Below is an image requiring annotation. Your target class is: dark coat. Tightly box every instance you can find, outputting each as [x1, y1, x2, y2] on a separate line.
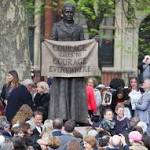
[33, 93, 49, 121]
[5, 85, 33, 122]
[51, 20, 84, 41]
[32, 127, 42, 144]
[1, 84, 14, 108]
[114, 117, 130, 134]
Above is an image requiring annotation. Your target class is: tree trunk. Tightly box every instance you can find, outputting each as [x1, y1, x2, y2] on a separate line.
[0, 0, 31, 87]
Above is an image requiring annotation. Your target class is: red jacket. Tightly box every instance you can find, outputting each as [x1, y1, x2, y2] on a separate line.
[86, 85, 96, 112]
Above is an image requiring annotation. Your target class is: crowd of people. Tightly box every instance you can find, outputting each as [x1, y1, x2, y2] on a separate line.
[0, 68, 150, 150]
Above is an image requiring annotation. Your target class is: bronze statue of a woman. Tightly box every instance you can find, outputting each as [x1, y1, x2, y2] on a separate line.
[49, 3, 88, 124]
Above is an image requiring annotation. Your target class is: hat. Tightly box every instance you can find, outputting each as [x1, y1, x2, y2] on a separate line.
[128, 131, 142, 142]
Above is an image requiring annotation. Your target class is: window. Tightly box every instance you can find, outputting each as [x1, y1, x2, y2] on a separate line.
[99, 17, 115, 67]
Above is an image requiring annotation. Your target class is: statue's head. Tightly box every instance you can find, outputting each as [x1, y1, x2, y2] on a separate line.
[63, 3, 75, 23]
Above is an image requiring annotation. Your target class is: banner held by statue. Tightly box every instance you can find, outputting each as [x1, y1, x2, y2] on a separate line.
[41, 39, 100, 77]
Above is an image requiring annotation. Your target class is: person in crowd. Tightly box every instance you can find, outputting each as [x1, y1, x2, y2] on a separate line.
[99, 109, 115, 135]
[51, 118, 63, 136]
[114, 88, 125, 104]
[21, 79, 34, 95]
[109, 78, 126, 112]
[136, 121, 148, 134]
[128, 77, 142, 116]
[110, 78, 125, 90]
[83, 135, 98, 150]
[142, 135, 150, 150]
[43, 119, 53, 134]
[73, 129, 83, 139]
[20, 123, 34, 148]
[31, 82, 37, 99]
[115, 88, 131, 119]
[87, 128, 98, 138]
[1, 70, 19, 108]
[97, 85, 112, 119]
[11, 125, 25, 138]
[138, 55, 150, 83]
[86, 78, 96, 118]
[27, 111, 43, 144]
[0, 136, 14, 150]
[12, 104, 33, 126]
[48, 136, 61, 150]
[73, 129, 84, 148]
[96, 84, 106, 118]
[33, 81, 50, 121]
[135, 79, 150, 135]
[1, 121, 12, 137]
[106, 134, 129, 150]
[5, 76, 33, 122]
[114, 104, 130, 134]
[58, 120, 78, 149]
[128, 117, 140, 131]
[97, 130, 111, 149]
[0, 117, 11, 138]
[67, 140, 81, 150]
[127, 116, 147, 135]
[128, 131, 148, 150]
[12, 136, 27, 150]
[92, 79, 102, 117]
[37, 132, 50, 150]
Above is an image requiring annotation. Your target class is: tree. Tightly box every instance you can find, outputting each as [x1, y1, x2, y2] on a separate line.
[0, 0, 31, 86]
[139, 15, 150, 63]
[65, 0, 114, 38]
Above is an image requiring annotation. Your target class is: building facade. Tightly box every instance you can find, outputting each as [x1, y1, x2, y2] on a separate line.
[30, 0, 150, 85]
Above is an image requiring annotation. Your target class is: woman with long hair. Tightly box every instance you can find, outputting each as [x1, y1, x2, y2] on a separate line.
[128, 77, 142, 116]
[4, 71, 33, 122]
[1, 70, 19, 107]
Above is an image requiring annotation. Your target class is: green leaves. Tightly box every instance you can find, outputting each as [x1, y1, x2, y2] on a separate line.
[139, 15, 150, 62]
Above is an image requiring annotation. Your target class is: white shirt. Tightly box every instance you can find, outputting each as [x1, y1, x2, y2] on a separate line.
[36, 126, 42, 134]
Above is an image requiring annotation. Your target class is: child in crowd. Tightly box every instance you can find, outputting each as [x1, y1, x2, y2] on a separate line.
[114, 104, 130, 134]
[99, 109, 115, 135]
[11, 125, 25, 138]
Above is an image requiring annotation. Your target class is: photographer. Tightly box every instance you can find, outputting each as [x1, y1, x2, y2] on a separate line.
[138, 55, 150, 83]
